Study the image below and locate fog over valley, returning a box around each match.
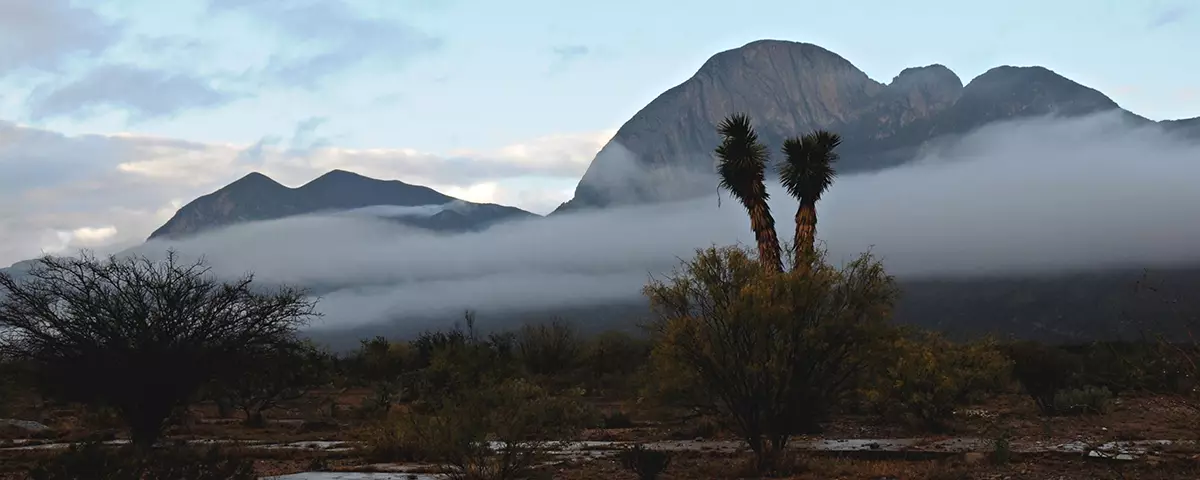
[110,112,1200,331]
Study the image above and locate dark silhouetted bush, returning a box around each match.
[29,443,255,480]
[0,252,316,447]
[618,444,671,480]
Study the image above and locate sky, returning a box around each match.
[1,0,1198,267]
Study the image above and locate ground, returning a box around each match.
[1,388,1197,479]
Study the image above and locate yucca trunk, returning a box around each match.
[748,188,783,274]
[793,200,817,273]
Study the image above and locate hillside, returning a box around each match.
[149,169,536,240]
[554,40,1199,213]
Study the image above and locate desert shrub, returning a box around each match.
[991,431,1013,465]
[618,444,671,480]
[1052,385,1113,415]
[581,330,651,394]
[861,332,1011,431]
[361,411,431,463]
[348,336,414,415]
[0,252,315,447]
[28,443,255,480]
[373,378,595,480]
[645,246,896,471]
[411,337,518,407]
[210,339,332,426]
[516,319,584,379]
[1004,341,1084,415]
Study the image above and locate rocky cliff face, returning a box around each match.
[149,170,535,241]
[553,40,1190,214]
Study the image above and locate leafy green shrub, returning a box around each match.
[618,444,671,480]
[861,332,1011,431]
[645,246,897,472]
[1052,386,1113,415]
[29,443,255,480]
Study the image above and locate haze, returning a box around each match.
[109,112,1200,330]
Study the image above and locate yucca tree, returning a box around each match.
[779,130,841,273]
[715,114,783,273]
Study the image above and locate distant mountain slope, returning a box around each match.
[149,170,536,240]
[553,40,1197,214]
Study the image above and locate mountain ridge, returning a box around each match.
[553,39,1198,214]
[148,169,536,241]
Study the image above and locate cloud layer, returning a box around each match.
[0,121,613,266]
[113,112,1200,331]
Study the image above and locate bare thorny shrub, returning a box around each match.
[0,251,317,447]
[1131,272,1200,432]
[643,245,897,473]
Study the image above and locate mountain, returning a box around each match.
[554,40,1198,213]
[148,170,536,240]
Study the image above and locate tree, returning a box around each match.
[715,113,783,273]
[644,246,896,472]
[212,340,332,426]
[779,130,841,273]
[0,252,317,447]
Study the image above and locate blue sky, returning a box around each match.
[0,0,1196,265]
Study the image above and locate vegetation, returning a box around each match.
[1,113,1197,479]
[618,444,672,480]
[207,339,333,426]
[28,443,255,480]
[715,114,783,273]
[645,245,897,470]
[779,129,841,272]
[0,252,316,447]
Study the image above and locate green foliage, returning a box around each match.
[1052,386,1113,415]
[644,245,897,471]
[28,443,255,480]
[861,332,1012,431]
[618,444,672,480]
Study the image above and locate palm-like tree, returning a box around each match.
[715,114,783,273]
[779,130,841,273]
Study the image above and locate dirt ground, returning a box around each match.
[3,389,1199,479]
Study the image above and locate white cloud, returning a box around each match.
[0,122,613,266]
[103,112,1200,332]
[0,0,121,75]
